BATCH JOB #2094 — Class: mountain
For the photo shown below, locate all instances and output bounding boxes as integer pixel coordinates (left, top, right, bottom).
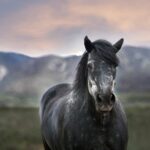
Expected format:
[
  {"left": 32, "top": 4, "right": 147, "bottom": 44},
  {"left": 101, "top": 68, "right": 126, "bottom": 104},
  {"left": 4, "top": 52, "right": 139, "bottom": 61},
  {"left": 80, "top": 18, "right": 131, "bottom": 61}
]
[
  {"left": 0, "top": 46, "right": 149, "bottom": 107},
  {"left": 117, "top": 46, "right": 150, "bottom": 91}
]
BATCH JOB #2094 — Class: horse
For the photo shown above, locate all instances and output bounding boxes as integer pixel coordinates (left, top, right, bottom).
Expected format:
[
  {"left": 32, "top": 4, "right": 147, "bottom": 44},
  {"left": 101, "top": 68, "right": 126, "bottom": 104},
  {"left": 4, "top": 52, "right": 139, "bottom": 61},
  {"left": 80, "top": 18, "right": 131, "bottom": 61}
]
[{"left": 40, "top": 36, "right": 128, "bottom": 150}]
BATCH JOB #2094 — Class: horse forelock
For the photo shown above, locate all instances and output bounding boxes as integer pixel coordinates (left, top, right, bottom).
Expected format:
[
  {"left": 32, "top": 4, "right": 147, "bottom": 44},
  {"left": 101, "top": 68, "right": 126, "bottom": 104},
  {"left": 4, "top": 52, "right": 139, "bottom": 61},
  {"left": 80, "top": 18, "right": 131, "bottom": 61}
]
[{"left": 93, "top": 40, "right": 119, "bottom": 66}]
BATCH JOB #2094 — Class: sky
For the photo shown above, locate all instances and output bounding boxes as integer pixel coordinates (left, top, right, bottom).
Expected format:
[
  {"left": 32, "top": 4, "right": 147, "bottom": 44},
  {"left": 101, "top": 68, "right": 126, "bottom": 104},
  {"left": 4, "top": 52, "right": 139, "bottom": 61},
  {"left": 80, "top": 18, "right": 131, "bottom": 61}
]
[{"left": 0, "top": 0, "right": 150, "bottom": 56}]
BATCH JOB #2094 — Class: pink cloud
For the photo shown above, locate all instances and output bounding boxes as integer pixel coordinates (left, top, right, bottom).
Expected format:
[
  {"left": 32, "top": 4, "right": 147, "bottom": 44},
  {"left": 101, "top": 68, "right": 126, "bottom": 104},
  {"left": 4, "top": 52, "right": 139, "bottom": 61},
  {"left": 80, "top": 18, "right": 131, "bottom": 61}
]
[{"left": 0, "top": 0, "right": 150, "bottom": 56}]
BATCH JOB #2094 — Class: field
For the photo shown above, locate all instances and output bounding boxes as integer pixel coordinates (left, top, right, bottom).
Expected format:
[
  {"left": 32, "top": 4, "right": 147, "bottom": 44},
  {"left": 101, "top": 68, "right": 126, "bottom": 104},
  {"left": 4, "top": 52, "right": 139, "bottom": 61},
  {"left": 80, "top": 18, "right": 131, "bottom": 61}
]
[
  {"left": 0, "top": 108, "right": 43, "bottom": 150},
  {"left": 0, "top": 105, "right": 150, "bottom": 150}
]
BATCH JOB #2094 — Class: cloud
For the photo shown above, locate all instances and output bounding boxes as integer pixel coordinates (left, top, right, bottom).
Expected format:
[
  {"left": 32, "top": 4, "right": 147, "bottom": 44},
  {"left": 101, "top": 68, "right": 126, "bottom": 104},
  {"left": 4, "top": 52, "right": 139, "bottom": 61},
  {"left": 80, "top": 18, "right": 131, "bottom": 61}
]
[{"left": 0, "top": 0, "right": 150, "bottom": 56}]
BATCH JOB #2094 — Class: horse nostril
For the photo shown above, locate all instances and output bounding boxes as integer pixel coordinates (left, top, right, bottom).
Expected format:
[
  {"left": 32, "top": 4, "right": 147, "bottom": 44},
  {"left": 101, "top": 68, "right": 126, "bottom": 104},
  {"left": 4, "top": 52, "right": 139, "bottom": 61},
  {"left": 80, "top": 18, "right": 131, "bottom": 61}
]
[
  {"left": 110, "top": 93, "right": 116, "bottom": 103},
  {"left": 97, "top": 94, "right": 103, "bottom": 103}
]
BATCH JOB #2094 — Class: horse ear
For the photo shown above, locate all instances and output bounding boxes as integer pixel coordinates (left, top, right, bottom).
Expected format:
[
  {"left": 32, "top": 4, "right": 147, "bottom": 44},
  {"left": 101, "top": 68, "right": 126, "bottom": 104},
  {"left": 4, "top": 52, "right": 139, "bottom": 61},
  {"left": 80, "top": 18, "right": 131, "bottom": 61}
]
[
  {"left": 84, "top": 36, "right": 94, "bottom": 53},
  {"left": 113, "top": 38, "right": 124, "bottom": 53}
]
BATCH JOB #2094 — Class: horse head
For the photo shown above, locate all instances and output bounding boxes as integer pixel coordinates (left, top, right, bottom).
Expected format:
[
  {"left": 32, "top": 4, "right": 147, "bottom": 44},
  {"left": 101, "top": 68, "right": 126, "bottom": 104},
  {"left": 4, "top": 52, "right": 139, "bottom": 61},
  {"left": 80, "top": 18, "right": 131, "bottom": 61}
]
[{"left": 84, "top": 36, "right": 123, "bottom": 113}]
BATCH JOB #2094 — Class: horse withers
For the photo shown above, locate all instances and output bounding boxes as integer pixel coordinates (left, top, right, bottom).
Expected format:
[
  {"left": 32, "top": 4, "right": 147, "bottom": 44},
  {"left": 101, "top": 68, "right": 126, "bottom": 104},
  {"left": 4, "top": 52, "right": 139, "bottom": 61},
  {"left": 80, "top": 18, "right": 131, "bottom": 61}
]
[{"left": 40, "top": 36, "right": 128, "bottom": 150}]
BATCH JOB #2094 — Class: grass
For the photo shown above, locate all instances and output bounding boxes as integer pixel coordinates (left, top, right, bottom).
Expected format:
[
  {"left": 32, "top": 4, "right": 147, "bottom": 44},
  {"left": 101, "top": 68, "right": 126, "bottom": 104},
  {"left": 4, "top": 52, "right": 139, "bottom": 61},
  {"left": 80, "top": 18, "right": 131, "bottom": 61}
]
[
  {"left": 0, "top": 94, "right": 39, "bottom": 107},
  {"left": 0, "top": 106, "right": 150, "bottom": 150},
  {"left": 118, "top": 92, "right": 150, "bottom": 103},
  {"left": 0, "top": 108, "right": 43, "bottom": 150},
  {"left": 126, "top": 106, "right": 150, "bottom": 150}
]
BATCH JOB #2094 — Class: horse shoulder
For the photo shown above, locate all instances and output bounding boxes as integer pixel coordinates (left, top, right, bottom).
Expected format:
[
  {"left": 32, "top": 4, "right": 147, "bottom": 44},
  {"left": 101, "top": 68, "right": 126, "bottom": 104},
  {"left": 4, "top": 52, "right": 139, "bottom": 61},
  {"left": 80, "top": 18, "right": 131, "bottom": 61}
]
[{"left": 39, "top": 83, "right": 71, "bottom": 121}]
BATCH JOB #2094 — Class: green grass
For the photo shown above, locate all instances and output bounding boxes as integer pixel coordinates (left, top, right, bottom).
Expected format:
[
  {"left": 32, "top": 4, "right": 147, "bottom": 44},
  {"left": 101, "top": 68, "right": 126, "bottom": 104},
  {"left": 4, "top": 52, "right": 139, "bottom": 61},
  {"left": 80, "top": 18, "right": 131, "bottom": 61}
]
[
  {"left": 126, "top": 106, "right": 150, "bottom": 150},
  {"left": 0, "top": 106, "right": 150, "bottom": 150},
  {"left": 0, "top": 108, "right": 43, "bottom": 150},
  {"left": 118, "top": 92, "right": 150, "bottom": 103},
  {"left": 0, "top": 94, "right": 39, "bottom": 107}
]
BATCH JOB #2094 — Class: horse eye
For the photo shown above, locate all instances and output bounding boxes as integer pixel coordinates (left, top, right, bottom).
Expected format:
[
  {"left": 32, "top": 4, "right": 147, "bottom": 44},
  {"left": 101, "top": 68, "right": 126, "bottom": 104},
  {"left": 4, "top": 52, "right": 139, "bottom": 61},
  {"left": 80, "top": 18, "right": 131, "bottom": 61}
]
[{"left": 87, "top": 63, "right": 93, "bottom": 70}]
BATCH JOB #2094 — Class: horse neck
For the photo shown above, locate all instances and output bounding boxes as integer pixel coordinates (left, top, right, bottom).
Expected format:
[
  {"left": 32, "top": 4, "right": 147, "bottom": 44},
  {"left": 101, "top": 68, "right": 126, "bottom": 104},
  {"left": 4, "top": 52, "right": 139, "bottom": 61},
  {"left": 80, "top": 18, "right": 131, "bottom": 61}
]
[
  {"left": 72, "top": 84, "right": 95, "bottom": 114},
  {"left": 72, "top": 83, "right": 88, "bottom": 103}
]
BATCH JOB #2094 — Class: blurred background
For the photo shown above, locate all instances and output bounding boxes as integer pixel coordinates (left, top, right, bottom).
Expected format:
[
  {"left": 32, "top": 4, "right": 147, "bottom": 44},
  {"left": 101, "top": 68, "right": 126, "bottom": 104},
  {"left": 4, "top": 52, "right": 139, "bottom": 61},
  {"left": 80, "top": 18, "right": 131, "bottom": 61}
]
[{"left": 0, "top": 0, "right": 150, "bottom": 150}]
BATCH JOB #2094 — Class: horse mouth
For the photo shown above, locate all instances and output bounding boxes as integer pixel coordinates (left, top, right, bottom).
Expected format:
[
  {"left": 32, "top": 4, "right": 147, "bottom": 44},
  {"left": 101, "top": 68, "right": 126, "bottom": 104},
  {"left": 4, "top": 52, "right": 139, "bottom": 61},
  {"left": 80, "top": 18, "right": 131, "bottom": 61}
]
[{"left": 96, "top": 104, "right": 113, "bottom": 112}]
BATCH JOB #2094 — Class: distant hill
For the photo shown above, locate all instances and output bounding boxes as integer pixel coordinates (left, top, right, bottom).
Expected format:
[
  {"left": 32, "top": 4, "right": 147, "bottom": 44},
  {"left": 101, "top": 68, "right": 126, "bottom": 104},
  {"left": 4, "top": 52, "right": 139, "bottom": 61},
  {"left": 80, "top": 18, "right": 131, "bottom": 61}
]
[
  {"left": 117, "top": 46, "right": 150, "bottom": 91},
  {"left": 0, "top": 52, "right": 80, "bottom": 97},
  {"left": 0, "top": 46, "right": 150, "bottom": 107}
]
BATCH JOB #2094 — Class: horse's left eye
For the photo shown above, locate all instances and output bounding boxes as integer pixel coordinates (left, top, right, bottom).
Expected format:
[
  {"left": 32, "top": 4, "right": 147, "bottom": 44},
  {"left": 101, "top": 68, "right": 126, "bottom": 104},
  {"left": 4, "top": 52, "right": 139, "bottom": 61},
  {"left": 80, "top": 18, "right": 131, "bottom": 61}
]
[{"left": 87, "top": 63, "right": 93, "bottom": 70}]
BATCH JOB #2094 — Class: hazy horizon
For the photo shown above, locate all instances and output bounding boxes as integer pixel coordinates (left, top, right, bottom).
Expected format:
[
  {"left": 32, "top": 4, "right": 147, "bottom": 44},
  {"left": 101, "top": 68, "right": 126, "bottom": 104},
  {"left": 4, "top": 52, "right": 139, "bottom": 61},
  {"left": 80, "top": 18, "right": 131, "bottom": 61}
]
[{"left": 1, "top": 44, "right": 150, "bottom": 57}]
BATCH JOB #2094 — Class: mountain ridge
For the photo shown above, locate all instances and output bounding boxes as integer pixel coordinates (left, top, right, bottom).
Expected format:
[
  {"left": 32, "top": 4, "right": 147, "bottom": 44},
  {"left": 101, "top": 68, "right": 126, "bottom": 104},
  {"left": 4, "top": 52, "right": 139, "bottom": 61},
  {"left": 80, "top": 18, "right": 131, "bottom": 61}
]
[{"left": 0, "top": 46, "right": 149, "bottom": 107}]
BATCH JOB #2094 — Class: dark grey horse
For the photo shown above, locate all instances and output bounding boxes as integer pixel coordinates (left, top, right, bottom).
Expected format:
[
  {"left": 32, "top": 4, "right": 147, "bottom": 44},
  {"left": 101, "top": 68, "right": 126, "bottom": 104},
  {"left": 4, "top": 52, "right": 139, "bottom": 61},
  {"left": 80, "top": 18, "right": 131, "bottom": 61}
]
[{"left": 40, "top": 36, "right": 128, "bottom": 150}]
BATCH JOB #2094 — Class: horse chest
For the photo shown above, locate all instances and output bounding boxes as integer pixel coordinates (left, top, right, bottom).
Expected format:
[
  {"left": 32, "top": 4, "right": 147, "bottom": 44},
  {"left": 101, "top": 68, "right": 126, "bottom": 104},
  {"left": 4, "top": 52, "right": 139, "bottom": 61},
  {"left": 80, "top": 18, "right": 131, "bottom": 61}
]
[{"left": 66, "top": 116, "right": 118, "bottom": 150}]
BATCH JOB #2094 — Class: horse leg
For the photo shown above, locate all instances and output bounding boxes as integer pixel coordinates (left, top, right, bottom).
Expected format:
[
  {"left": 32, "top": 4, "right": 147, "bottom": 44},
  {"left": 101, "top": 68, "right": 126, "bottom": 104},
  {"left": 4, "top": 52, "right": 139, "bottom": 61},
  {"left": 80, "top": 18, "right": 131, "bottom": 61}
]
[{"left": 42, "top": 136, "right": 51, "bottom": 150}]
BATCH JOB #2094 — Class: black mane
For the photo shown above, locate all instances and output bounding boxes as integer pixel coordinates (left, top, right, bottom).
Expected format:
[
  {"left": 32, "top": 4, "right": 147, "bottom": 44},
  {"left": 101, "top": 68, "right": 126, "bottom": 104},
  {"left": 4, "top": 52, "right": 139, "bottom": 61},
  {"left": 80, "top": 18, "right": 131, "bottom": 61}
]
[
  {"left": 73, "top": 52, "right": 88, "bottom": 93},
  {"left": 93, "top": 39, "right": 119, "bottom": 66}
]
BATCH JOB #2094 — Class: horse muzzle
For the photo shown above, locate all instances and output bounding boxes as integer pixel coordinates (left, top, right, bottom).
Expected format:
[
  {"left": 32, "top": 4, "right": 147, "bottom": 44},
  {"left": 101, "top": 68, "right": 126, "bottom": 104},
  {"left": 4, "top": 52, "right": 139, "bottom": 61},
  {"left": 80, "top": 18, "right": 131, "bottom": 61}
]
[{"left": 95, "top": 93, "right": 116, "bottom": 112}]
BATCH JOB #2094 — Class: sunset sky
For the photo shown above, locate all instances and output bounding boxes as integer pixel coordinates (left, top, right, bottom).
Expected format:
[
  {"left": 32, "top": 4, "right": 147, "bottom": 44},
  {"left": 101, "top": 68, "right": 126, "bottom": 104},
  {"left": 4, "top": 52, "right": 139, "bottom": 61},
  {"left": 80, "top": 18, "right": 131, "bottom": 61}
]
[{"left": 0, "top": 0, "right": 150, "bottom": 56}]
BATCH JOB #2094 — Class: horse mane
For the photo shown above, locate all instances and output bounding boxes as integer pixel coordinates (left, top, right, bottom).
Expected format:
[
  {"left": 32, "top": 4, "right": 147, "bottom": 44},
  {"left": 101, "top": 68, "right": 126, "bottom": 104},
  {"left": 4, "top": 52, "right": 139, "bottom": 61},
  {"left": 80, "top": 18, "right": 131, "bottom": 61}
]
[
  {"left": 73, "top": 52, "right": 88, "bottom": 94},
  {"left": 93, "top": 40, "right": 119, "bottom": 66}
]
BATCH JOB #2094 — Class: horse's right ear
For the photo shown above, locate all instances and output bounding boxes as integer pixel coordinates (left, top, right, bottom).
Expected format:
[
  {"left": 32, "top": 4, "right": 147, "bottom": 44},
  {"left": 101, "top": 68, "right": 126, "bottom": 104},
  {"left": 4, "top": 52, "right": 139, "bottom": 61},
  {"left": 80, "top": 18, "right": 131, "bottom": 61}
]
[
  {"left": 113, "top": 38, "right": 124, "bottom": 53},
  {"left": 84, "top": 36, "right": 95, "bottom": 53}
]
